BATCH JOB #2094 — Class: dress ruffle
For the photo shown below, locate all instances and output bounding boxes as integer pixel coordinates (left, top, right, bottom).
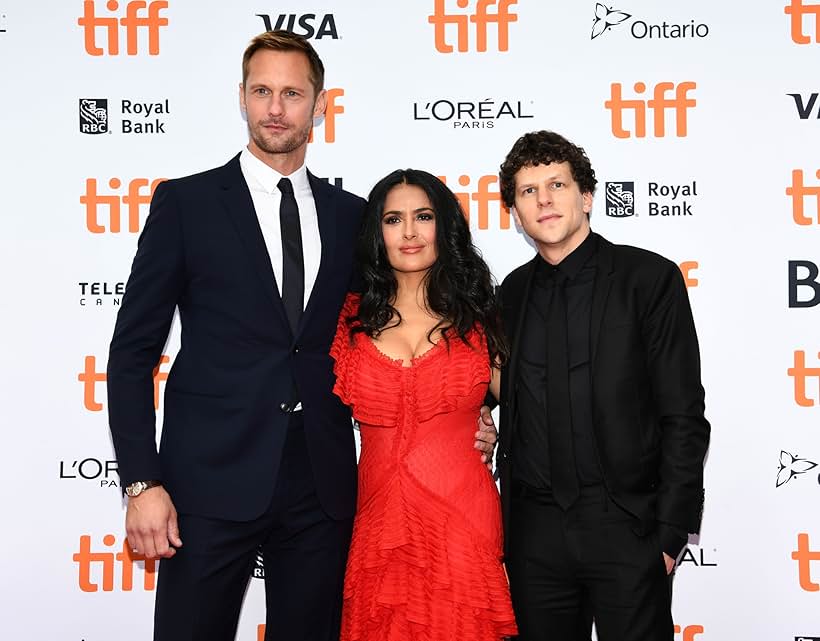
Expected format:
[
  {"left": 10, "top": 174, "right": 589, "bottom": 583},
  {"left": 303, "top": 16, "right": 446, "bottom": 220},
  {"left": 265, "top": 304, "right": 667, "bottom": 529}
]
[
  {"left": 341, "top": 474, "right": 517, "bottom": 641},
  {"left": 331, "top": 292, "right": 517, "bottom": 641},
  {"left": 331, "top": 294, "right": 401, "bottom": 427}
]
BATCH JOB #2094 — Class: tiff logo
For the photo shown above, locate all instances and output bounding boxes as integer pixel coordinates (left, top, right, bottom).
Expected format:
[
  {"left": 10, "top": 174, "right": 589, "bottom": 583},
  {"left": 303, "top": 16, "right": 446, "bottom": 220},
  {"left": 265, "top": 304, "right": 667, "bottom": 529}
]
[
  {"left": 789, "top": 92, "right": 820, "bottom": 118},
  {"left": 793, "top": 532, "right": 820, "bottom": 591},
  {"left": 673, "top": 625, "right": 704, "bottom": 641},
  {"left": 787, "top": 169, "right": 820, "bottom": 224},
  {"left": 679, "top": 261, "right": 699, "bottom": 288},
  {"left": 785, "top": 0, "right": 820, "bottom": 44},
  {"left": 428, "top": 0, "right": 517, "bottom": 53},
  {"left": 308, "top": 88, "right": 344, "bottom": 144},
  {"left": 81, "top": 177, "right": 165, "bottom": 233},
  {"left": 78, "top": 355, "right": 169, "bottom": 411},
  {"left": 78, "top": 0, "right": 168, "bottom": 56},
  {"left": 73, "top": 534, "right": 157, "bottom": 592},
  {"left": 787, "top": 350, "right": 820, "bottom": 407},
  {"left": 674, "top": 625, "right": 704, "bottom": 641},
  {"left": 438, "top": 174, "right": 511, "bottom": 229},
  {"left": 605, "top": 81, "right": 696, "bottom": 138}
]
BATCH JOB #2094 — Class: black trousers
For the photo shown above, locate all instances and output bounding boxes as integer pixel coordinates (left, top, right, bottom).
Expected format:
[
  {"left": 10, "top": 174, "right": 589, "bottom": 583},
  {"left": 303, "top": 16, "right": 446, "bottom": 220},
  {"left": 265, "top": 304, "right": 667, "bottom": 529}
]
[
  {"left": 506, "top": 484, "right": 673, "bottom": 641},
  {"left": 153, "top": 412, "right": 354, "bottom": 641}
]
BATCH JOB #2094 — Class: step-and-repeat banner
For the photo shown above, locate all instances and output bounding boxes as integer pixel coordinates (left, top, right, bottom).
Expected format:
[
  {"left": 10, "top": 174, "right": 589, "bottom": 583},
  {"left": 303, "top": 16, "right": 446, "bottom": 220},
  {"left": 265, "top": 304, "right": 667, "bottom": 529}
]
[{"left": 1, "top": 1, "right": 819, "bottom": 639}]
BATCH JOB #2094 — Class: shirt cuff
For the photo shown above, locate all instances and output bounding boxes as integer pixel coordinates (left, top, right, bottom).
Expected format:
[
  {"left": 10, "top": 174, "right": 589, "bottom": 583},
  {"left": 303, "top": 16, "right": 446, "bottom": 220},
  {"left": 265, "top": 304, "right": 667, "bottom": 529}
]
[{"left": 658, "top": 523, "right": 688, "bottom": 559}]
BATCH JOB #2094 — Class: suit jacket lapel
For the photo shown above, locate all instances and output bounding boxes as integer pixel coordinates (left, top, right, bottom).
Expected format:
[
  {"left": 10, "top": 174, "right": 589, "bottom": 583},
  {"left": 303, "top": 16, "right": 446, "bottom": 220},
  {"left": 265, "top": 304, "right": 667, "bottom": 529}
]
[
  {"left": 507, "top": 257, "right": 537, "bottom": 391},
  {"left": 504, "top": 256, "right": 538, "bottom": 440},
  {"left": 217, "top": 154, "right": 290, "bottom": 329},
  {"left": 590, "top": 233, "right": 615, "bottom": 364},
  {"left": 299, "top": 171, "right": 337, "bottom": 333}
]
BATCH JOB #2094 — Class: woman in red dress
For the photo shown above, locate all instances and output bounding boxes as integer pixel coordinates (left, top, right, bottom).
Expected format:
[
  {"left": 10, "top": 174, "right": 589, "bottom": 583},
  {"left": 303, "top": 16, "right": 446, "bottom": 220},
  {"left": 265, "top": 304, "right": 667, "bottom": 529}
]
[{"left": 331, "top": 169, "right": 517, "bottom": 641}]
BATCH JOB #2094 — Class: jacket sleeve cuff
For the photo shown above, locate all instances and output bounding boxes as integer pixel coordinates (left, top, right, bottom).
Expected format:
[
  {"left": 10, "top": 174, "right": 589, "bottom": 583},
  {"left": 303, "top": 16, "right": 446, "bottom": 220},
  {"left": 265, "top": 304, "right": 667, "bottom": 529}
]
[{"left": 658, "top": 523, "right": 688, "bottom": 559}]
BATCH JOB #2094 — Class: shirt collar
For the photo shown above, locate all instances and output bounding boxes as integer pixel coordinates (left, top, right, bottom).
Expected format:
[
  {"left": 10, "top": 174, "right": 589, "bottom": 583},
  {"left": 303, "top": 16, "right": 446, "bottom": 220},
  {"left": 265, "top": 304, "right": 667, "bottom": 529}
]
[
  {"left": 239, "top": 147, "right": 311, "bottom": 195},
  {"left": 536, "top": 231, "right": 598, "bottom": 282}
]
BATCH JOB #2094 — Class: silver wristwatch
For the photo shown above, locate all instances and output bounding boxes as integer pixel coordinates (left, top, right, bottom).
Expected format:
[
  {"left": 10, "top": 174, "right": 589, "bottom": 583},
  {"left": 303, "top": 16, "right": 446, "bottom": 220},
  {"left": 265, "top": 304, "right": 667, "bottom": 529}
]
[{"left": 125, "top": 480, "right": 162, "bottom": 497}]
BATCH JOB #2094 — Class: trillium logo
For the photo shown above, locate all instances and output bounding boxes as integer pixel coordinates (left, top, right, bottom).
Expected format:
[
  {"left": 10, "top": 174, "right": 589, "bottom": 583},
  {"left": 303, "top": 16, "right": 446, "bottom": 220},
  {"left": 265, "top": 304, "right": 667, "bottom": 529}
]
[
  {"left": 591, "top": 3, "right": 631, "bottom": 39},
  {"left": 776, "top": 450, "right": 818, "bottom": 487}
]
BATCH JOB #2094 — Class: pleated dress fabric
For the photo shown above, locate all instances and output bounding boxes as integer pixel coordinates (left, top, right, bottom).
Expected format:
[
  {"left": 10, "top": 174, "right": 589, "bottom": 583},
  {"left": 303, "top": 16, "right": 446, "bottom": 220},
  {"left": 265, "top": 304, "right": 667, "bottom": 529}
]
[{"left": 332, "top": 294, "right": 517, "bottom": 641}]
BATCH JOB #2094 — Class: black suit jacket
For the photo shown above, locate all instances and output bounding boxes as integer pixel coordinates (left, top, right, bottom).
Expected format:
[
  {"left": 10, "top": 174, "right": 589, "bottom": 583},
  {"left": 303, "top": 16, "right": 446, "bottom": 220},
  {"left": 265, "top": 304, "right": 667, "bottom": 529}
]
[
  {"left": 107, "top": 154, "right": 365, "bottom": 522},
  {"left": 497, "top": 233, "right": 710, "bottom": 546}
]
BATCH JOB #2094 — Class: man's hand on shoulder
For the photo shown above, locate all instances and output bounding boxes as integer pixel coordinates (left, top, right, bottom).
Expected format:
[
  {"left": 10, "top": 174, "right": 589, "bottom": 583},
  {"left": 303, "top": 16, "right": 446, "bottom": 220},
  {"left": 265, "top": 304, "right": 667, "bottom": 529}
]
[
  {"left": 475, "top": 405, "right": 497, "bottom": 471},
  {"left": 126, "top": 485, "right": 182, "bottom": 560}
]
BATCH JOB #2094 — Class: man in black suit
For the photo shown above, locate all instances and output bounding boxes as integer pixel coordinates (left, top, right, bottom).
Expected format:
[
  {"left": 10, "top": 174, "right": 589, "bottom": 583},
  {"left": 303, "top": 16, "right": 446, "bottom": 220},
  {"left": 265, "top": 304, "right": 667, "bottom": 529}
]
[
  {"left": 106, "top": 30, "right": 364, "bottom": 641},
  {"left": 107, "top": 31, "right": 499, "bottom": 641},
  {"left": 494, "top": 131, "right": 710, "bottom": 641}
]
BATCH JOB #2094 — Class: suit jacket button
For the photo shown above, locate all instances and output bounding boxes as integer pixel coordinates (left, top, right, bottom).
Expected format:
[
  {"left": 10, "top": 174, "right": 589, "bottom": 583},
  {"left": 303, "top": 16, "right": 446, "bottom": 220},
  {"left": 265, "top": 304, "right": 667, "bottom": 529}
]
[{"left": 279, "top": 402, "right": 291, "bottom": 413}]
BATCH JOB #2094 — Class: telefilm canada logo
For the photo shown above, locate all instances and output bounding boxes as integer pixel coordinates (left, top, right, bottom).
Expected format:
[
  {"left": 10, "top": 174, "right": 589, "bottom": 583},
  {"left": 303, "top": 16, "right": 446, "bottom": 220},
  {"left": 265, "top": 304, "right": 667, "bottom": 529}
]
[
  {"left": 776, "top": 450, "right": 818, "bottom": 487},
  {"left": 79, "top": 281, "right": 125, "bottom": 307},
  {"left": 590, "top": 3, "right": 710, "bottom": 40},
  {"left": 412, "top": 97, "right": 534, "bottom": 129},
  {"left": 79, "top": 97, "right": 171, "bottom": 135}
]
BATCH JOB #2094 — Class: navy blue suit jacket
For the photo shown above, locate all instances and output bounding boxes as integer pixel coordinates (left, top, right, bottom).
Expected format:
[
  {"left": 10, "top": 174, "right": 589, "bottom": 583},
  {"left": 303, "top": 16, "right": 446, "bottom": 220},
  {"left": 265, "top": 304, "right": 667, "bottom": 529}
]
[{"left": 107, "top": 154, "right": 365, "bottom": 521}]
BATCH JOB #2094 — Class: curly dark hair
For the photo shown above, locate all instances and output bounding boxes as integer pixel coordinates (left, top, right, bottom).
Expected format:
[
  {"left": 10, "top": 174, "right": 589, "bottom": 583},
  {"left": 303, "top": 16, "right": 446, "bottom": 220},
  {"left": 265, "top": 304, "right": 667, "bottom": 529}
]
[
  {"left": 499, "top": 130, "right": 598, "bottom": 209},
  {"left": 351, "top": 169, "right": 508, "bottom": 366}
]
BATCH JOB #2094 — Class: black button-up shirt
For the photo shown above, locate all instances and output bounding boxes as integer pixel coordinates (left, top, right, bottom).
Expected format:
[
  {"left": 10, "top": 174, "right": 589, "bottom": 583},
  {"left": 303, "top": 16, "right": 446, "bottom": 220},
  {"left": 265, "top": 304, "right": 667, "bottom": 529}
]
[{"left": 513, "top": 232, "right": 601, "bottom": 490}]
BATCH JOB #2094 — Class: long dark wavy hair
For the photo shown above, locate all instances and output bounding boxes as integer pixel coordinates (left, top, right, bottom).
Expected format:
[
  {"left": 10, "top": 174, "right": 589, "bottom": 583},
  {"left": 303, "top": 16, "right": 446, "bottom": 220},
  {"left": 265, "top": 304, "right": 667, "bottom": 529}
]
[{"left": 350, "top": 169, "right": 508, "bottom": 366}]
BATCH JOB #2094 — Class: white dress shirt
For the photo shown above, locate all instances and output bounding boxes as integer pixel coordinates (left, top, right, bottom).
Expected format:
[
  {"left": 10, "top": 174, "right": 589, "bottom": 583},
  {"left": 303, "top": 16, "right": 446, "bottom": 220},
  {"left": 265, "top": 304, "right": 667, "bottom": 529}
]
[{"left": 239, "top": 147, "right": 322, "bottom": 310}]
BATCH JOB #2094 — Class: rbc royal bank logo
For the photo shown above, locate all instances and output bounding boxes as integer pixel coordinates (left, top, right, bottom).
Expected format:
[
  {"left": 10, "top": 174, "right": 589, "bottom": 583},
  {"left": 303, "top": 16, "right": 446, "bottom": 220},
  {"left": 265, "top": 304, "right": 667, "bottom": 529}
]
[
  {"left": 605, "top": 181, "right": 635, "bottom": 217},
  {"left": 80, "top": 99, "right": 109, "bottom": 134}
]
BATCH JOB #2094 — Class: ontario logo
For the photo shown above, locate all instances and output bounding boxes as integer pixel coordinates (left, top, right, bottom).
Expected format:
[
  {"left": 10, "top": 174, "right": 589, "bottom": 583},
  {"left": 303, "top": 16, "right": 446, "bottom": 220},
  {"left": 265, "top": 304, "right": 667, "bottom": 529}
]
[
  {"left": 605, "top": 181, "right": 635, "bottom": 217},
  {"left": 591, "top": 4, "right": 631, "bottom": 39},
  {"left": 590, "top": 3, "right": 709, "bottom": 40},
  {"left": 776, "top": 450, "right": 818, "bottom": 487},
  {"left": 80, "top": 99, "right": 109, "bottom": 134}
]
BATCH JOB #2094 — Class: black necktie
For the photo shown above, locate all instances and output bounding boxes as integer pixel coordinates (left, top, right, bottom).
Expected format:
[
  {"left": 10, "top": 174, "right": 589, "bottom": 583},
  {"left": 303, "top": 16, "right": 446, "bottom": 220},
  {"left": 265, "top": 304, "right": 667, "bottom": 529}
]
[
  {"left": 278, "top": 177, "right": 304, "bottom": 333},
  {"left": 546, "top": 268, "right": 580, "bottom": 509}
]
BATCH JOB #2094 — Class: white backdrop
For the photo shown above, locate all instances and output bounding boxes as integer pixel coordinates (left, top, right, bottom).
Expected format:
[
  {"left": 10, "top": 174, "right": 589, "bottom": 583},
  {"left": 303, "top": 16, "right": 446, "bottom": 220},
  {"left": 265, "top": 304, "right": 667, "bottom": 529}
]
[{"left": 1, "top": 1, "right": 819, "bottom": 639}]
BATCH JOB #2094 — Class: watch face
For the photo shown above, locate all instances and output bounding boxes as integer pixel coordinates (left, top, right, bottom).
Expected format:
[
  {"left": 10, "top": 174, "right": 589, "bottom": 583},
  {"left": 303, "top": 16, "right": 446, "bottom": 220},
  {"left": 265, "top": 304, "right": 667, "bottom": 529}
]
[{"left": 127, "top": 481, "right": 147, "bottom": 497}]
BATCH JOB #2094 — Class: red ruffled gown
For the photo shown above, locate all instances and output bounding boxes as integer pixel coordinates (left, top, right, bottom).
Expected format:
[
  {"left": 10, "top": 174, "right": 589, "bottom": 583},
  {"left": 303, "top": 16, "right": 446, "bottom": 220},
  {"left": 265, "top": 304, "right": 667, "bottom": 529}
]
[{"left": 331, "top": 293, "right": 517, "bottom": 641}]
